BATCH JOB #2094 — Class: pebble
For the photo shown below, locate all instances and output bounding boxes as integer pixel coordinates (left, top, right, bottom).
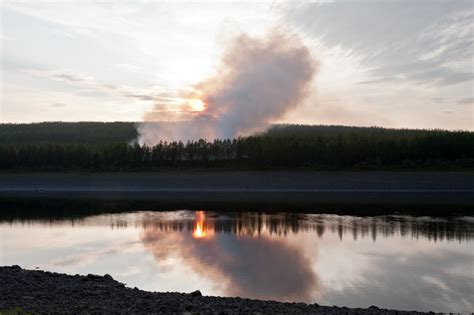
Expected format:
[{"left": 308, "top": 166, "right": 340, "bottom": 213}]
[{"left": 0, "top": 266, "right": 435, "bottom": 314}]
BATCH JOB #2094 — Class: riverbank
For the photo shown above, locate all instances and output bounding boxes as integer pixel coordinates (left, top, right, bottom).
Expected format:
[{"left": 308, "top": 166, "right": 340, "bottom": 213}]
[
  {"left": 0, "top": 266, "right": 434, "bottom": 314},
  {"left": 0, "top": 171, "right": 472, "bottom": 213}
]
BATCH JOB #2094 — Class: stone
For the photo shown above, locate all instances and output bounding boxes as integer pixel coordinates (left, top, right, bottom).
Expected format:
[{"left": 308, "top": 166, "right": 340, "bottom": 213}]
[
  {"left": 87, "top": 274, "right": 102, "bottom": 280},
  {"left": 103, "top": 274, "right": 113, "bottom": 281},
  {"left": 190, "top": 290, "right": 202, "bottom": 297}
]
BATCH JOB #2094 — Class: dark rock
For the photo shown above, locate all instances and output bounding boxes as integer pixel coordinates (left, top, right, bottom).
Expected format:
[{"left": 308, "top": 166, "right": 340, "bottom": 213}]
[
  {"left": 103, "top": 274, "right": 113, "bottom": 281},
  {"left": 11, "top": 265, "right": 22, "bottom": 271},
  {"left": 86, "top": 274, "right": 102, "bottom": 280},
  {"left": 190, "top": 290, "right": 202, "bottom": 297}
]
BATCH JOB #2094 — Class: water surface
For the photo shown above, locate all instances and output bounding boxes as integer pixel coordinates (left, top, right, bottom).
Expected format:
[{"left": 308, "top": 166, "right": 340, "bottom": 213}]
[{"left": 1, "top": 211, "right": 473, "bottom": 312}]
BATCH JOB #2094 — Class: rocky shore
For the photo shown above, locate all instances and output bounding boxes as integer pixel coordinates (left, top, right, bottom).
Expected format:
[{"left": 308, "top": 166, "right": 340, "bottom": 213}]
[{"left": 0, "top": 266, "right": 435, "bottom": 314}]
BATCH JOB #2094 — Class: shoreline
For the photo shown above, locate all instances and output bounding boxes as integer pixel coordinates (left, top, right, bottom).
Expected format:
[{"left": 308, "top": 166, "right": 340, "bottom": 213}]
[
  {"left": 0, "top": 266, "right": 435, "bottom": 314},
  {"left": 0, "top": 172, "right": 473, "bottom": 212}
]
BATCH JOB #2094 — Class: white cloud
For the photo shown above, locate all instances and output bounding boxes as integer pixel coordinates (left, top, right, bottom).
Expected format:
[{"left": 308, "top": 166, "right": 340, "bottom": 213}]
[{"left": 1, "top": 0, "right": 472, "bottom": 129}]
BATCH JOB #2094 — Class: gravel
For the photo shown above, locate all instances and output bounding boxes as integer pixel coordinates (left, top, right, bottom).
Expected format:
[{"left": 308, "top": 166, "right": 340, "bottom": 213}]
[{"left": 0, "top": 266, "right": 436, "bottom": 314}]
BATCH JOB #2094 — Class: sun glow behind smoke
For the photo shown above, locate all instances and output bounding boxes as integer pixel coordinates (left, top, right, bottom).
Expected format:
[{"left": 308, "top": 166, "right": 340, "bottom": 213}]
[
  {"left": 189, "top": 98, "right": 205, "bottom": 112},
  {"left": 138, "top": 30, "right": 317, "bottom": 144}
]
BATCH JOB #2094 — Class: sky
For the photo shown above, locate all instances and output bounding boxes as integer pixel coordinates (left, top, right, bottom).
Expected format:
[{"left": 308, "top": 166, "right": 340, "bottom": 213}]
[{"left": 1, "top": 0, "right": 473, "bottom": 130}]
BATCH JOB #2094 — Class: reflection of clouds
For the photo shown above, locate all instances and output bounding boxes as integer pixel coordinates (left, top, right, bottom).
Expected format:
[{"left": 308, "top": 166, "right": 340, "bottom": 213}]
[
  {"left": 138, "top": 212, "right": 471, "bottom": 311},
  {"left": 117, "top": 266, "right": 142, "bottom": 277},
  {"left": 137, "top": 211, "right": 474, "bottom": 307},
  {"left": 53, "top": 254, "right": 95, "bottom": 267},
  {"left": 50, "top": 240, "right": 141, "bottom": 268},
  {"left": 4, "top": 211, "right": 473, "bottom": 311},
  {"left": 50, "top": 250, "right": 104, "bottom": 268},
  {"left": 140, "top": 225, "right": 319, "bottom": 301},
  {"left": 321, "top": 245, "right": 474, "bottom": 313}
]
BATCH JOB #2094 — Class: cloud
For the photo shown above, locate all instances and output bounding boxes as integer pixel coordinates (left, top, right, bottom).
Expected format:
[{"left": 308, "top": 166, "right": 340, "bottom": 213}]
[
  {"left": 3, "top": 1, "right": 143, "bottom": 39},
  {"left": 51, "top": 73, "right": 87, "bottom": 82},
  {"left": 356, "top": 77, "right": 401, "bottom": 85},
  {"left": 25, "top": 69, "right": 94, "bottom": 84},
  {"left": 431, "top": 97, "right": 445, "bottom": 103},
  {"left": 287, "top": 2, "right": 474, "bottom": 87},
  {"left": 24, "top": 68, "right": 172, "bottom": 103},
  {"left": 281, "top": 1, "right": 473, "bottom": 130},
  {"left": 457, "top": 97, "right": 474, "bottom": 105}
]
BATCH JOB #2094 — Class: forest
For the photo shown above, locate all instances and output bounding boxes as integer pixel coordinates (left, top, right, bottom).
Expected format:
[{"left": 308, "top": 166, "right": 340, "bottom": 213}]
[{"left": 0, "top": 122, "right": 473, "bottom": 170}]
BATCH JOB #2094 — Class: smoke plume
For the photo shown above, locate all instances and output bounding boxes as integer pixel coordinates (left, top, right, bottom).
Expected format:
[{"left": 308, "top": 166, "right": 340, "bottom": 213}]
[{"left": 138, "top": 31, "right": 317, "bottom": 144}]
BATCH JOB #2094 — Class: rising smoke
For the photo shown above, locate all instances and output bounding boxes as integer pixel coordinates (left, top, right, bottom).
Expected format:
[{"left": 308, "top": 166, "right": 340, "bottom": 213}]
[{"left": 138, "top": 30, "right": 317, "bottom": 145}]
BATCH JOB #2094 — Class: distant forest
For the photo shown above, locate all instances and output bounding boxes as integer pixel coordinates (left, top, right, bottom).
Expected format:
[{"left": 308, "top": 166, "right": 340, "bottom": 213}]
[{"left": 0, "top": 122, "right": 473, "bottom": 170}]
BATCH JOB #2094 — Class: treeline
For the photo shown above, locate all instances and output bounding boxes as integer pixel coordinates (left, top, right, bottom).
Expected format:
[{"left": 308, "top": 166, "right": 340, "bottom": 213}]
[
  {"left": 0, "top": 122, "right": 473, "bottom": 170},
  {"left": 0, "top": 122, "right": 137, "bottom": 144}
]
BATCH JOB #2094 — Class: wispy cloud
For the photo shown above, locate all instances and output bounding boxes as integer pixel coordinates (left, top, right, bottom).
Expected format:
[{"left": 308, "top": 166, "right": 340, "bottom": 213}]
[
  {"left": 288, "top": 2, "right": 474, "bottom": 87},
  {"left": 24, "top": 68, "right": 178, "bottom": 105},
  {"left": 52, "top": 73, "right": 88, "bottom": 82},
  {"left": 431, "top": 97, "right": 445, "bottom": 103},
  {"left": 457, "top": 97, "right": 474, "bottom": 105}
]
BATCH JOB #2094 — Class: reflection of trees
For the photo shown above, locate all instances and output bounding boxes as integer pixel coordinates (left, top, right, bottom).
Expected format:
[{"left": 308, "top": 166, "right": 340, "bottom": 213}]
[
  {"left": 3, "top": 211, "right": 473, "bottom": 242},
  {"left": 136, "top": 213, "right": 474, "bottom": 242}
]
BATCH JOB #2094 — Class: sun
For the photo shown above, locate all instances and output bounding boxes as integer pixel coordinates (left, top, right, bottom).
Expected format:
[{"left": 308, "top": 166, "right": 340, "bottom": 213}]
[{"left": 189, "top": 98, "right": 205, "bottom": 112}]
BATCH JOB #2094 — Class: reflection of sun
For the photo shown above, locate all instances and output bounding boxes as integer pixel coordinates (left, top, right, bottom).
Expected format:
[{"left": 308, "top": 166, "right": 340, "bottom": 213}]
[
  {"left": 192, "top": 211, "right": 208, "bottom": 239},
  {"left": 193, "top": 222, "right": 207, "bottom": 238},
  {"left": 189, "top": 98, "right": 205, "bottom": 112}
]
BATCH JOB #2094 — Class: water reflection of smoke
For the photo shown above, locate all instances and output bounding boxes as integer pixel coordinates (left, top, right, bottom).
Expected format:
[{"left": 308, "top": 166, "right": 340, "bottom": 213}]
[{"left": 140, "top": 223, "right": 319, "bottom": 301}]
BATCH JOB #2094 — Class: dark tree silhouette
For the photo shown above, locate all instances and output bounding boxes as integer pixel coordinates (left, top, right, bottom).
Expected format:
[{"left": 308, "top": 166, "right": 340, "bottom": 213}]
[{"left": 0, "top": 122, "right": 472, "bottom": 170}]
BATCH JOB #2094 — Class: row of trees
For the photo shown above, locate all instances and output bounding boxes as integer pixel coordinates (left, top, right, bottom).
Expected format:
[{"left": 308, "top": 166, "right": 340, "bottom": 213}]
[
  {"left": 0, "top": 125, "right": 472, "bottom": 170},
  {"left": 0, "top": 122, "right": 137, "bottom": 144}
]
